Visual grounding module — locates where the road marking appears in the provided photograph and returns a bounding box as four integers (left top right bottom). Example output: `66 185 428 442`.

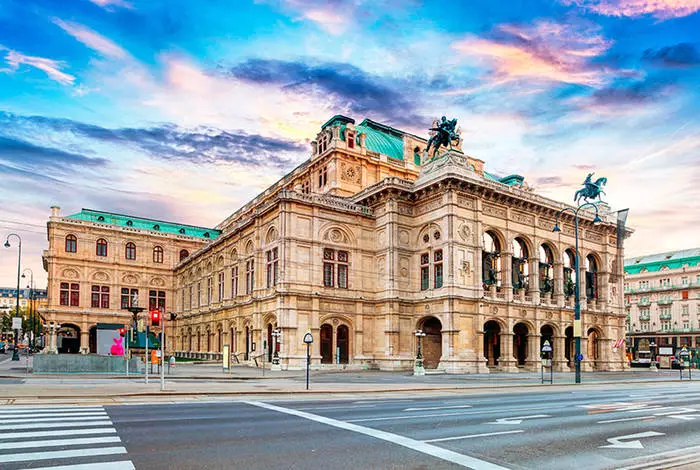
628 406 666 413
487 415 550 425
404 405 473 412
2 420 113 431
246 400 511 470
0 436 121 450
598 416 655 424
0 412 108 419
0 427 117 439
0 446 127 463
653 407 697 416
296 405 378 411
0 406 104 413
668 414 700 421
0 415 107 425
600 431 665 449
614 444 700 470
346 405 564 423
424 430 524 443
20 461 135 470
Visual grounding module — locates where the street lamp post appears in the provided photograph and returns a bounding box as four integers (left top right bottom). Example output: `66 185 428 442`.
21 269 34 351
303 331 313 390
271 328 281 371
126 294 145 380
414 329 426 376
4 234 22 361
553 202 603 384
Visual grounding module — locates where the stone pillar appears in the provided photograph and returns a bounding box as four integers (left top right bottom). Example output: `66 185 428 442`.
80 331 89 354
48 327 58 354
503 252 513 302
579 264 588 312
553 335 568 371
476 329 489 373
501 331 518 372
553 261 565 307
529 257 540 304
526 333 541 371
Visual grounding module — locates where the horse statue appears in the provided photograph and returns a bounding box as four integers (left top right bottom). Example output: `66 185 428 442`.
426 116 460 158
574 172 607 203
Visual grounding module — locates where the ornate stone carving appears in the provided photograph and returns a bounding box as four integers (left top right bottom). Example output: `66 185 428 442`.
123 274 138 285
546 312 554 319
521 309 528 317
416 197 442 216
326 228 348 244
397 203 412 216
400 257 409 278
483 203 507 219
511 210 535 225
399 230 409 246
340 162 362 184
490 306 498 314
458 223 473 243
151 277 166 287
425 304 430 311
585 230 604 243
332 318 339 326
93 271 108 282
538 218 556 230
456 194 475 209
62 268 79 279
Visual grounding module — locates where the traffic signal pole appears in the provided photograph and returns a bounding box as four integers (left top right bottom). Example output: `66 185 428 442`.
160 311 165 391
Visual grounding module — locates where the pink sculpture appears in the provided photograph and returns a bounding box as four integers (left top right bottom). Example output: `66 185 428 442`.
110 337 124 356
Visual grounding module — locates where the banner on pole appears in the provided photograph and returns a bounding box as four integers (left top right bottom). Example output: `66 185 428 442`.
12 317 22 330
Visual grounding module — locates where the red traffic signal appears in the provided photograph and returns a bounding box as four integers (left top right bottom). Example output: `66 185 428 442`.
118 327 126 336
150 310 161 327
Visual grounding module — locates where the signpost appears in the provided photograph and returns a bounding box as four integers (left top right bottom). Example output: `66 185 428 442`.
679 347 692 381
541 340 553 384
303 330 313 390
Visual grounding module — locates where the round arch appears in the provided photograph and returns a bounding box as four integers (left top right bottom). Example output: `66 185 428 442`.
417 222 443 245
483 319 502 367
418 316 442 369
57 323 81 354
319 223 356 247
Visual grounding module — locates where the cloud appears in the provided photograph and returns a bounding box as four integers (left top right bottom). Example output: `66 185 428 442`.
643 43 700 67
452 20 614 88
0 135 108 172
226 58 423 126
52 18 128 60
89 0 133 10
562 0 700 20
0 112 304 169
0 48 75 85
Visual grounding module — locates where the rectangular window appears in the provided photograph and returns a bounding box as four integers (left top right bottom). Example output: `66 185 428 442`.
218 272 224 301
323 262 334 287
91 285 109 309
181 288 185 311
69 283 79 307
189 286 193 309
121 288 138 309
322 249 349 288
338 264 348 289
231 266 238 298
682 276 689 286
421 253 429 291
266 248 279 288
60 282 69 306
682 290 689 300
246 259 254 294
197 282 201 307
207 278 212 304
434 263 443 289
149 290 165 311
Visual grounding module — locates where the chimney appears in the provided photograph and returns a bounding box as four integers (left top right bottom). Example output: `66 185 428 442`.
50 206 61 218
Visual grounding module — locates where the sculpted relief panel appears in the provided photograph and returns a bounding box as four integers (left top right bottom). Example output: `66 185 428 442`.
511 210 535 226
457 221 474 244
456 194 476 209
340 162 362 184
416 197 442 216
483 203 507 219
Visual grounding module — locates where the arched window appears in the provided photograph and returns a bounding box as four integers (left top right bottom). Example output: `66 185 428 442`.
125 242 136 260
586 254 598 300
563 249 576 297
511 238 529 291
482 231 502 290
153 246 164 263
539 244 554 293
96 238 108 257
65 234 77 253
179 249 189 261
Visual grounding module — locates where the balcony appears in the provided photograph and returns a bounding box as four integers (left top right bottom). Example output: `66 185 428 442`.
638 298 651 307
640 312 650 321
659 312 672 320
658 298 673 306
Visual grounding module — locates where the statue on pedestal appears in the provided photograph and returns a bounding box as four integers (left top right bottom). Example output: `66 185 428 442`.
426 116 460 158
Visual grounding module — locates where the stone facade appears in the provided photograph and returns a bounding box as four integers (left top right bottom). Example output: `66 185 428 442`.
624 249 700 354
44 115 630 372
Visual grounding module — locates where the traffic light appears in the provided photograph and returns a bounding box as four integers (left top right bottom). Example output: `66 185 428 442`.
118 327 125 337
150 310 161 328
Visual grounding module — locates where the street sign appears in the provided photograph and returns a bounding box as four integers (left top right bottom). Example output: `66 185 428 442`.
11 317 22 330
576 353 584 361
541 340 552 353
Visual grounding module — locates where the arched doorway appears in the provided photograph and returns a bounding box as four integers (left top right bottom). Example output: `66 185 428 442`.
89 326 97 354
57 324 81 354
267 324 273 362
513 323 529 366
540 325 554 354
565 326 574 367
482 231 502 291
320 324 333 364
217 328 222 353
206 330 211 352
422 317 442 369
337 325 349 364
587 328 600 367
586 255 599 301
484 320 501 366
512 238 529 292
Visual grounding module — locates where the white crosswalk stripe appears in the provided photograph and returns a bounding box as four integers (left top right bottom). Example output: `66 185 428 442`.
0 405 135 470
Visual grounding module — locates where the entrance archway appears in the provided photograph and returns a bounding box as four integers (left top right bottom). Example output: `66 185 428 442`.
484 320 501 366
58 324 81 354
565 326 574 367
540 325 554 354
421 317 442 369
513 323 529 366
89 326 97 354
337 325 349 364
587 328 600 367
267 324 273 362
320 324 333 364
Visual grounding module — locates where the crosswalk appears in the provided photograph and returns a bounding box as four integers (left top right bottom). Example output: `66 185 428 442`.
0 405 135 470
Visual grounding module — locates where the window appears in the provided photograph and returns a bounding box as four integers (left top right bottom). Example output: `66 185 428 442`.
682 276 689 286
125 242 136 260
179 249 189 261
246 259 254 294
60 282 80 306
153 246 164 263
189 285 193 309
347 132 355 149
91 285 109 309
623 282 629 292
206 277 212 304
149 290 165 311
197 282 201 307
682 305 689 316
483 231 502 289
682 290 689 300
323 248 349 288
585 255 598 300
539 244 554 293
683 321 690 330
434 250 443 289
181 288 185 311
266 248 279 288
318 166 328 188
301 180 310 194
639 280 649 290
218 272 224 301
660 278 670 287
421 254 429 291
96 239 108 257
661 319 672 331
65 234 77 253
231 266 239 298
121 288 138 309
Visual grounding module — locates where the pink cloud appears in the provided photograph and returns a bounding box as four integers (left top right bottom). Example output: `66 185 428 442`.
89 0 133 10
52 18 129 60
452 20 614 88
562 0 700 20
0 48 75 85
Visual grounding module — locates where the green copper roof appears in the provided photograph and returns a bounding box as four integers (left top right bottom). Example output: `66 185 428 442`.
322 115 355 130
356 119 405 161
625 248 700 274
484 171 525 187
66 209 220 240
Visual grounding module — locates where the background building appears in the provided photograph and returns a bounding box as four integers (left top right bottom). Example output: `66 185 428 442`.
44 115 631 372
625 249 700 355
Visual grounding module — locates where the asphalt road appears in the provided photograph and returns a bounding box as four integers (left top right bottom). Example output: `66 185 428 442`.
2 381 700 469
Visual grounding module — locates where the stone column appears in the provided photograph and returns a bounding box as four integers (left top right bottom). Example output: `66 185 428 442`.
80 331 89 354
579 264 588 312
501 331 518 372
529 257 540 304
553 261 565 307
503 252 513 301
526 333 541 371
553 335 568 371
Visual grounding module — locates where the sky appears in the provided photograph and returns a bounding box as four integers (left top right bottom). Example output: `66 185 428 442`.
1 0 699 288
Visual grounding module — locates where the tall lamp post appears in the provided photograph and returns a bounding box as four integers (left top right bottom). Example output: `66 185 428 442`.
414 329 426 376
4 233 22 361
271 328 281 371
21 269 34 351
126 293 145 378
553 202 603 384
